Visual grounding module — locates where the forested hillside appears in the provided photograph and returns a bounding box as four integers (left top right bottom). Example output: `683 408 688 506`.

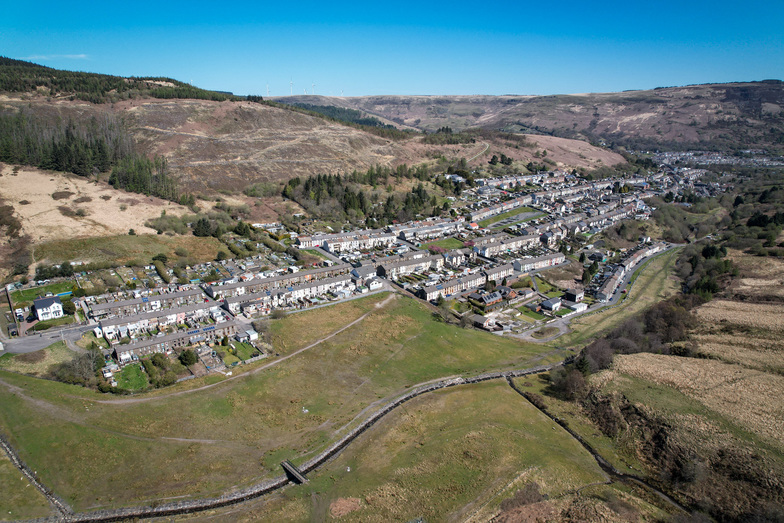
0 57 245 104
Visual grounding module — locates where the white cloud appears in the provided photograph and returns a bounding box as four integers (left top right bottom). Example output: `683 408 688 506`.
23 54 89 61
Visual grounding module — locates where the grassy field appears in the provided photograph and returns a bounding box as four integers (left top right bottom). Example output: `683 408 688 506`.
424 237 464 250
31 234 224 267
518 308 545 321
0 453 53 521
477 206 541 228
0 341 73 377
511 374 644 476
115 363 148 391
0 293 564 511
224 381 607 522
554 248 680 348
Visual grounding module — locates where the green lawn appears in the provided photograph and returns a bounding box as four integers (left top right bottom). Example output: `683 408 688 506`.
0 293 564 511
300 249 329 260
11 282 73 307
220 350 240 366
424 237 465 250
478 206 541 228
115 363 149 391
231 342 257 361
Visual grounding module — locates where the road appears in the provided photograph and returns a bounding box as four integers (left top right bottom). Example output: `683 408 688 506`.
501 245 678 343
3 322 94 354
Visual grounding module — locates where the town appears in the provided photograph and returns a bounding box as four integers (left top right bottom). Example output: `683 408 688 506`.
4 165 719 389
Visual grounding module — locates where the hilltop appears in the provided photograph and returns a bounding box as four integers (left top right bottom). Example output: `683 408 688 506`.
280 81 784 152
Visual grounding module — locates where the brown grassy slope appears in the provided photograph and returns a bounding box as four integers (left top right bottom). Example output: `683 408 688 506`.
1 93 629 198
0 165 190 243
333 81 784 150
121 99 414 192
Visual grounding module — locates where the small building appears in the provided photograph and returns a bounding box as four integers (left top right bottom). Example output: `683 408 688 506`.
33 296 64 322
541 297 562 312
471 314 493 329
566 302 588 313
564 289 584 303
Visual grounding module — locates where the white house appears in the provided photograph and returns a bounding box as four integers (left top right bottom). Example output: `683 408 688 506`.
33 296 64 322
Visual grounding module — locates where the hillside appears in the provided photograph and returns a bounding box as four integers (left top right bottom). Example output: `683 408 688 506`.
285 81 784 152
0 94 625 194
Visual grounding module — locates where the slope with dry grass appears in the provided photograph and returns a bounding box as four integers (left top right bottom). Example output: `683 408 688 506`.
334 81 784 151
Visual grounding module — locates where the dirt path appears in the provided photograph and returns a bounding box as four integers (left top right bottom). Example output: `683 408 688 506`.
94 293 397 405
467 141 489 162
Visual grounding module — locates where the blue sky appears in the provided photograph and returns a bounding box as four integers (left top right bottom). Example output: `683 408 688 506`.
2 1 782 96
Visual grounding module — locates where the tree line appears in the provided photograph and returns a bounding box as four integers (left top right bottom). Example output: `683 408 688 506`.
0 109 133 175
0 57 241 104
289 103 392 128
109 155 194 206
282 171 444 225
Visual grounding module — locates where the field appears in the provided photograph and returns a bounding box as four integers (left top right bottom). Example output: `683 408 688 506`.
227 381 608 522
555 248 680 348
32 233 224 268
0 165 191 244
694 299 784 332
0 341 73 377
0 293 566 511
0 453 53 521
609 353 784 448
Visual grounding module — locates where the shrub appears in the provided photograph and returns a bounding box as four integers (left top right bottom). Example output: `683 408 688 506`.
178 349 198 366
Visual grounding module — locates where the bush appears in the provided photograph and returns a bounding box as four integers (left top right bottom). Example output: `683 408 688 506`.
179 349 198 366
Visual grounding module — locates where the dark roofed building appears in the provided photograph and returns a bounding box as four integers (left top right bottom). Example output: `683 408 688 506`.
33 296 64 322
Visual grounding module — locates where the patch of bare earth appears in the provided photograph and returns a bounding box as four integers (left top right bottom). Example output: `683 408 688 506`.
0 165 190 243
329 497 362 518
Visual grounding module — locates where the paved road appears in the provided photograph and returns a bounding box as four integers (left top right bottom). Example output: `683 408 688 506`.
500 245 679 343
3 322 94 354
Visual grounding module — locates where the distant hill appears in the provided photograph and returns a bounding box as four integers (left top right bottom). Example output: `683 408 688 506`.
306 82 784 152
0 60 629 194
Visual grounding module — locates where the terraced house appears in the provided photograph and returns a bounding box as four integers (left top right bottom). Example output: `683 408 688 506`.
113 320 239 365
88 287 205 320
204 263 351 299
99 301 222 342
512 253 566 272
418 272 487 301
376 254 444 279
475 235 540 257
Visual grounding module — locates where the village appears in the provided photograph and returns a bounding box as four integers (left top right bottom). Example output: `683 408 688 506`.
4 165 714 389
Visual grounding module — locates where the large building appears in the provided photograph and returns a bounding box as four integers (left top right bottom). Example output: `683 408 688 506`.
33 296 64 322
